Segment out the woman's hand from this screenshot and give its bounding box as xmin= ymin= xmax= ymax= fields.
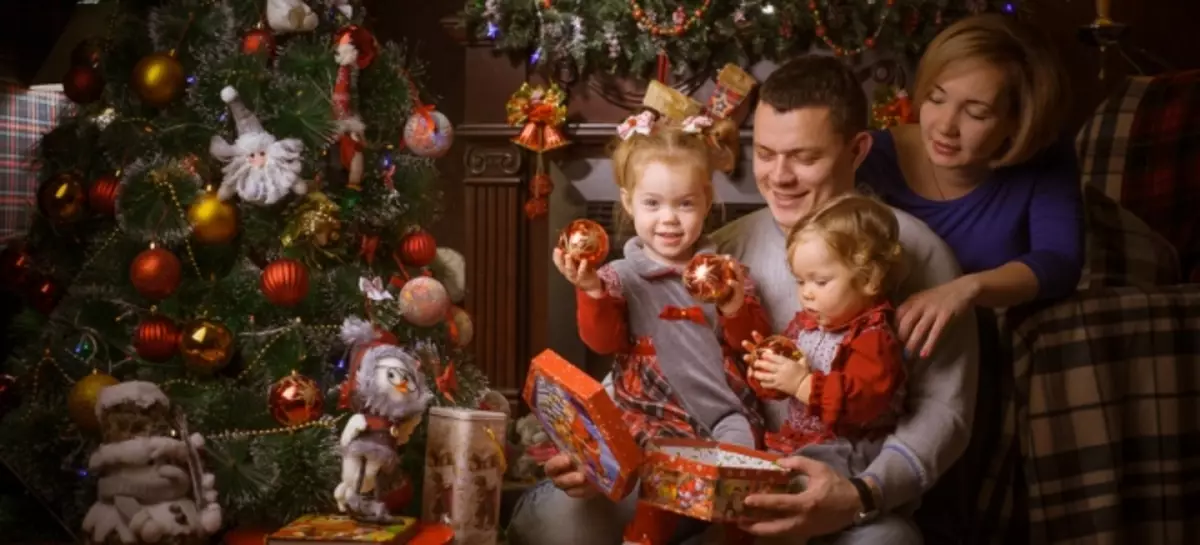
xmin=543 ymin=453 xmax=598 ymax=499
xmin=896 ymin=275 xmax=978 ymax=358
xmin=552 ymin=248 xmax=603 ymax=298
xmin=717 ymin=259 xmax=748 ymax=316
xmin=750 ymin=352 xmax=810 ymax=397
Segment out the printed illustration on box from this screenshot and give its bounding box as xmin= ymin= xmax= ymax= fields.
xmin=421 ymin=407 xmax=507 ymax=545
xmin=269 ymin=514 xmax=418 ymax=543
xmin=522 ymin=350 xmax=643 ymax=502
xmin=640 ymin=439 xmax=795 ymax=523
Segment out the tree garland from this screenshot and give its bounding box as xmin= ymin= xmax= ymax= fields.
xmin=464 ymin=0 xmax=1019 ymax=80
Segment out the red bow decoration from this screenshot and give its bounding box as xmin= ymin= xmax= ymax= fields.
xmin=659 ymin=305 xmax=707 ymax=326
xmin=359 ymin=234 xmax=380 ymax=265
xmin=436 ymin=361 xmax=459 ymax=402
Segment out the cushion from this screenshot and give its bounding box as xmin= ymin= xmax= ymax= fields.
xmin=1077 ymin=184 xmax=1180 ymax=290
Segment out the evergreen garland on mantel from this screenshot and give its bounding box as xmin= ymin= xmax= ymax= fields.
xmin=463 ymin=0 xmax=1021 ymax=80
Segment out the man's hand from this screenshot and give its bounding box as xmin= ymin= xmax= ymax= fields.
xmin=739 ymin=456 xmax=862 ymax=538
xmin=544 ymin=453 xmax=598 ymax=499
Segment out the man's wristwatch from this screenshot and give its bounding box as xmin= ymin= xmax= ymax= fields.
xmin=848 ymin=476 xmax=881 ymax=525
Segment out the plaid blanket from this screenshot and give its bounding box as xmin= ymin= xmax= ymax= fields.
xmin=978 ymin=288 xmax=1200 ymax=544
xmin=0 ymin=82 xmax=68 ymax=240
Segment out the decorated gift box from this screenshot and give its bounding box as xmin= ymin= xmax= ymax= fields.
xmin=523 ymin=350 xmax=798 ymax=520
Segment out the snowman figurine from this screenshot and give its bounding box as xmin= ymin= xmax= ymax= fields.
xmin=333 ymin=317 xmax=434 ymax=519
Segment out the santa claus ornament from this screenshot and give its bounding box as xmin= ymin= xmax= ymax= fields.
xmin=331 ymin=27 xmax=376 ymax=192
xmin=334 ymin=316 xmax=434 ymax=520
xmin=209 ymin=86 xmax=307 ymax=205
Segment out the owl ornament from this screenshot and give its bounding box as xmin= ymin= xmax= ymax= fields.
xmin=334 ymin=316 xmax=434 ymax=520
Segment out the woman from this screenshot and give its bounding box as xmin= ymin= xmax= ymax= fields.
xmin=857 ymin=13 xmax=1085 ymax=543
xmin=859 ymin=13 xmax=1084 ymax=357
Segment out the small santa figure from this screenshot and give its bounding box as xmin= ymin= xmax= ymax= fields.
xmin=333 ymin=317 xmax=434 ymax=520
xmin=209 ymin=86 xmax=306 ymax=206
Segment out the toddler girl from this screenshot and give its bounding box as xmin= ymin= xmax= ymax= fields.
xmin=746 ymin=194 xmax=908 ymax=486
xmin=553 ymin=111 xmax=766 ymax=545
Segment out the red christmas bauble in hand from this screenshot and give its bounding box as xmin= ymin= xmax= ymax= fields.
xmin=557 ymin=219 xmax=609 ymax=265
xmin=261 ymin=258 xmax=309 ymax=307
xmin=682 ymin=254 xmax=739 ymax=304
xmin=747 ymin=335 xmax=804 ymax=401
xmin=88 ymin=174 xmax=120 ymax=216
xmin=268 ymin=371 xmax=323 ymax=426
xmin=130 ymin=245 xmax=182 ymax=301
xmin=135 ymin=315 xmax=180 ymax=362
xmin=62 ymin=65 xmax=104 ymax=104
xmin=399 ymin=230 xmax=437 ymax=267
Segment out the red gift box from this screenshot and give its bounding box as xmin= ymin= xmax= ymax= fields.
xmin=524 ymin=350 xmax=799 ymax=520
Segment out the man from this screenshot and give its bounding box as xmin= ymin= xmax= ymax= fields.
xmin=507 ymin=55 xmax=979 ymax=545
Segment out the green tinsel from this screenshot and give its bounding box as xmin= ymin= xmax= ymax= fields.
xmin=463 ymin=0 xmax=1018 ymax=80
xmin=0 ymin=0 xmax=487 ymax=537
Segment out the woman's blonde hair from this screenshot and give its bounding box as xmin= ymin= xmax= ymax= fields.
xmin=785 ymin=194 xmax=905 ymax=296
xmin=914 ymin=14 xmax=1068 ymax=167
xmin=610 ymin=113 xmax=740 ymax=202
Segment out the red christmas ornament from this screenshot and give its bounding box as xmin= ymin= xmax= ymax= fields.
xmin=27 ymin=275 xmax=62 ymax=314
xmin=0 ymin=242 xmax=35 ymax=290
xmin=334 ymin=25 xmax=377 ymax=69
xmin=682 ymin=254 xmax=739 ymax=304
xmin=62 ymin=65 xmax=105 ymax=104
xmin=260 ymin=258 xmax=310 ymax=307
xmin=242 ymin=26 xmax=276 ymax=58
xmin=747 ymin=335 xmax=805 ymax=401
xmin=399 ymin=230 xmax=437 ymax=267
xmin=129 ymin=244 xmax=182 ymax=301
xmin=135 ymin=315 xmax=180 ymax=362
xmin=0 ymin=374 xmax=18 ymax=420
xmin=88 ymin=174 xmax=120 ymax=216
xmin=557 ymin=219 xmax=609 ymax=265
xmin=268 ymin=371 xmax=323 ymax=426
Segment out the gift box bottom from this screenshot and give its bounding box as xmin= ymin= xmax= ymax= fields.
xmin=638 ymin=440 xmax=798 ymax=523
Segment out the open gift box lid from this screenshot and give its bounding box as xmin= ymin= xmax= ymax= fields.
xmin=523 ymin=349 xmax=642 ymax=502
xmin=640 ymin=438 xmax=798 ymax=523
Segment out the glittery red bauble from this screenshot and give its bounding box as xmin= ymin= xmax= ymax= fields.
xmin=260 ymin=258 xmax=310 ymax=307
xmin=241 ymin=27 xmax=276 ymax=58
xmin=557 ymin=219 xmax=609 ymax=265
xmin=27 ymin=275 xmax=62 ymax=314
xmin=0 ymin=374 xmax=18 ymax=420
xmin=135 ymin=315 xmax=180 ymax=362
xmin=62 ymin=65 xmax=105 ymax=104
xmin=130 ymin=246 xmax=182 ymax=301
xmin=0 ymin=243 xmax=35 ymax=290
xmin=748 ymin=335 xmax=804 ymax=401
xmin=334 ymin=25 xmax=377 ymax=69
xmin=268 ymin=371 xmax=323 ymax=426
xmin=88 ymin=174 xmax=120 ymax=216
xmin=399 ymin=230 xmax=437 ymax=267
xmin=682 ymin=254 xmax=739 ymax=304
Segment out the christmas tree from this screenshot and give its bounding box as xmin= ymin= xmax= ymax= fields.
xmin=0 ymin=0 xmax=485 ymax=537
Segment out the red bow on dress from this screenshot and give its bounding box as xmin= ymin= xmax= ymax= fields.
xmin=659 ymin=305 xmax=707 ymax=325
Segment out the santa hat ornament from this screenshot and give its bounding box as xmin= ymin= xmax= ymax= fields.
xmin=220 ymin=86 xmax=264 ymax=135
xmin=338 ymin=316 xmax=400 ymax=409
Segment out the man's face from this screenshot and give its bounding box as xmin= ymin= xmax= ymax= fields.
xmin=752 ymin=104 xmax=871 ymax=230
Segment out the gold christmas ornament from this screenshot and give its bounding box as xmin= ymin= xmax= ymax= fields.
xmin=68 ymin=370 xmax=119 ymax=433
xmin=187 ymin=190 xmax=239 ymax=244
xmin=38 ymin=172 xmax=88 ymax=223
xmin=131 ymin=51 xmax=186 ymax=108
xmin=179 ymin=319 xmax=235 ymax=373
xmin=281 ymin=191 xmax=341 ymax=247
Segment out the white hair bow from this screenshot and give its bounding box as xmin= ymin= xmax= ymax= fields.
xmin=681 ymin=115 xmax=714 ymax=134
xmin=617 ymin=111 xmax=657 ymax=140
